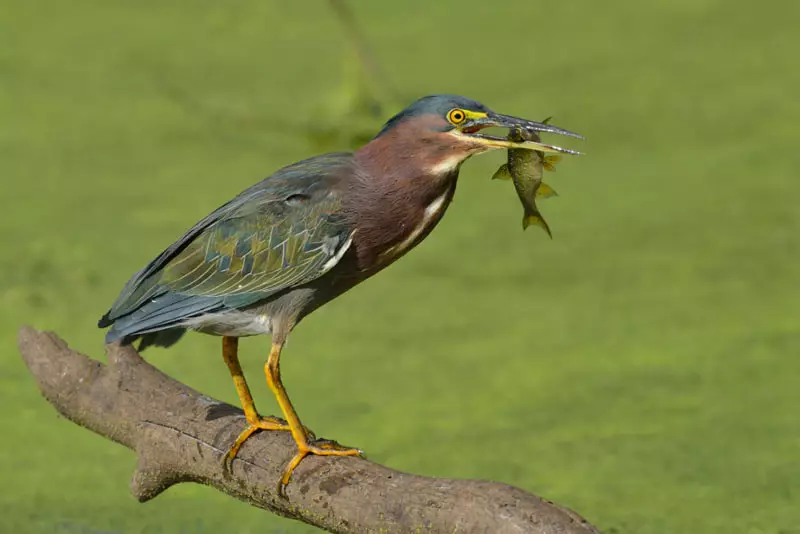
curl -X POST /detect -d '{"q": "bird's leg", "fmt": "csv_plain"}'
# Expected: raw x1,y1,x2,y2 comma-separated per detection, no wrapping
221,336,294,467
264,341,363,491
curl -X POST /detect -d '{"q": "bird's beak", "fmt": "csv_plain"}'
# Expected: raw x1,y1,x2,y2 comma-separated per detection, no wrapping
452,111,585,154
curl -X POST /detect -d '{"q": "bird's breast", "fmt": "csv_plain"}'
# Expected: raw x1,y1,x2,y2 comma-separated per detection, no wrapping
377,187,451,262
348,176,457,273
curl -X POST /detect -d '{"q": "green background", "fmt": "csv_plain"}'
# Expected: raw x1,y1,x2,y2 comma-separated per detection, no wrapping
2,1,798,532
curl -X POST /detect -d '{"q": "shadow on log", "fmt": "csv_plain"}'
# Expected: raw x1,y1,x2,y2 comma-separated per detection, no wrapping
17,326,602,534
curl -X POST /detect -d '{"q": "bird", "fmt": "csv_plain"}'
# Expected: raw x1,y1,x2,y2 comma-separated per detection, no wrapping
98,94,583,491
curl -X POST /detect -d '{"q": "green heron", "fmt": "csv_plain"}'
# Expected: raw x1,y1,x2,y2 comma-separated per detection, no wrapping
99,94,582,489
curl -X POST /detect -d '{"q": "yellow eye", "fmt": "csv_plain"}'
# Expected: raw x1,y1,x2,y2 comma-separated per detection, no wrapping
448,108,466,125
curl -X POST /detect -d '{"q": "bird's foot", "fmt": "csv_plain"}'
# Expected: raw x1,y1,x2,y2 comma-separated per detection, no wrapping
223,416,315,470
279,438,364,496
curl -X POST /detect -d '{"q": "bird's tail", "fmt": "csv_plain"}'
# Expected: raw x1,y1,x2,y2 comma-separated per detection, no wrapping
97,310,113,328
135,328,187,351
101,307,187,352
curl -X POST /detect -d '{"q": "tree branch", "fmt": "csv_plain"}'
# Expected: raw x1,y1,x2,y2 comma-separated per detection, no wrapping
18,326,602,534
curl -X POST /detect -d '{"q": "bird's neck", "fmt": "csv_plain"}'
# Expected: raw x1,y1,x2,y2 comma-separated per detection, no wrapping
355,125,467,189
347,137,461,272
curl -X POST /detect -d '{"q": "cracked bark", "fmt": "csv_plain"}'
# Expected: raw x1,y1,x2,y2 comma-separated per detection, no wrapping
17,326,602,534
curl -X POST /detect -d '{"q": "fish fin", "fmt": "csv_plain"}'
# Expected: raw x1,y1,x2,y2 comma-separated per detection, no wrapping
543,155,561,172
537,183,559,198
523,213,553,238
491,164,512,180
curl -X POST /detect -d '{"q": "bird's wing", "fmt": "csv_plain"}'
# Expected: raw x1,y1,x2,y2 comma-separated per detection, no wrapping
101,153,355,339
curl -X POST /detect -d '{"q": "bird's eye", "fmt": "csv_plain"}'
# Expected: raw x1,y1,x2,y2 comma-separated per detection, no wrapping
447,108,466,125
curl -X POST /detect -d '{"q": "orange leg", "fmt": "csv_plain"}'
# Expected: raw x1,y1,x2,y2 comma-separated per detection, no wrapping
264,341,363,491
221,336,293,468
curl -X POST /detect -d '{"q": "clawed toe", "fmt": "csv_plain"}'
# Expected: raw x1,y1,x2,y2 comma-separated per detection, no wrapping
309,438,364,457
223,415,296,469
279,437,363,494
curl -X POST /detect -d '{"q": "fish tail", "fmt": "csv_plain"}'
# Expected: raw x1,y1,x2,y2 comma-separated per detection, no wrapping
523,211,553,238
491,164,512,180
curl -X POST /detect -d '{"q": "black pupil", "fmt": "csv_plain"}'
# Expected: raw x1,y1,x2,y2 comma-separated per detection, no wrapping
454,112,462,120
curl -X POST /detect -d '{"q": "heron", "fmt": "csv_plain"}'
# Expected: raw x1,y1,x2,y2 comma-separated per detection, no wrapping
99,94,582,490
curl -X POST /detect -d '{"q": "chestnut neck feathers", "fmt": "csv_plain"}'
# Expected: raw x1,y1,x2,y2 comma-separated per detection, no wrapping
347,117,469,271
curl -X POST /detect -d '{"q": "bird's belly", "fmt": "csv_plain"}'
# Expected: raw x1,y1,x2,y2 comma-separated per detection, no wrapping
182,310,272,337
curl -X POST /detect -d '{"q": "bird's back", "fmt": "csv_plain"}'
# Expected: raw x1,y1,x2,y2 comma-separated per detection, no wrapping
99,153,358,346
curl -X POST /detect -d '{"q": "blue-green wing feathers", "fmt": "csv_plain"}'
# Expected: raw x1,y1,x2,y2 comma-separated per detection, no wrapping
100,153,355,343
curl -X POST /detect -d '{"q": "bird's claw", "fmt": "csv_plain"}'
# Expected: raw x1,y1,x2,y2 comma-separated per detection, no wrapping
311,437,365,456
223,415,314,471
278,438,364,497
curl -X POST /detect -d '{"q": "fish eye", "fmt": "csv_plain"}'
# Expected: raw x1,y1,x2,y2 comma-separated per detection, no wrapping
447,108,466,125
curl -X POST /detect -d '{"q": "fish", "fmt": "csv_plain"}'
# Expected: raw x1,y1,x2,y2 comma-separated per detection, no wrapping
491,125,560,237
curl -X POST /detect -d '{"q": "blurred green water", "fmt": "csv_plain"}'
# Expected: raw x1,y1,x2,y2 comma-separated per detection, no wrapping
1,1,798,532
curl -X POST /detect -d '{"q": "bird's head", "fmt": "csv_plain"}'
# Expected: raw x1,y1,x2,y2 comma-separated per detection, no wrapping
369,94,583,175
